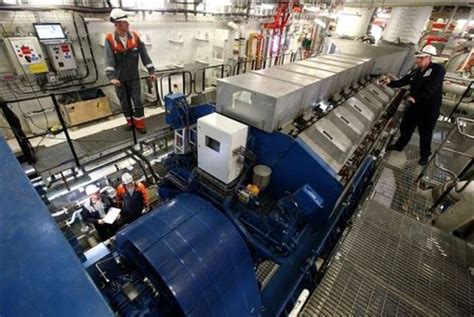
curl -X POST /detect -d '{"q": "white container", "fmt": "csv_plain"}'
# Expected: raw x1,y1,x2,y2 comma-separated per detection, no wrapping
197,113,248,184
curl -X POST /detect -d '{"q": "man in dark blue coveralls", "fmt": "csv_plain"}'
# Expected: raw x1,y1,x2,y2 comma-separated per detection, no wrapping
381,45,446,166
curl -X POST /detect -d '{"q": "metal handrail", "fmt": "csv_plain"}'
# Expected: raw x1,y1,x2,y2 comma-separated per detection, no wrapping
4,74,166,169
456,117,474,139
193,64,232,94
232,48,318,76
231,51,304,75
159,70,193,100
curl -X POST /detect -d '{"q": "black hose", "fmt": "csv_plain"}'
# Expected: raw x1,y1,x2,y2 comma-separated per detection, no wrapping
129,146,161,184
128,152,153,185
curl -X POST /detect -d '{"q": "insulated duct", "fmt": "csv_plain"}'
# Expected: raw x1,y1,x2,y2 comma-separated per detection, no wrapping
335,7,375,39
382,6,433,44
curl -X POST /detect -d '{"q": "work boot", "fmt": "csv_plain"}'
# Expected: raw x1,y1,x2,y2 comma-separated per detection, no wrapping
124,125,133,131
137,127,147,134
386,143,403,152
418,157,429,166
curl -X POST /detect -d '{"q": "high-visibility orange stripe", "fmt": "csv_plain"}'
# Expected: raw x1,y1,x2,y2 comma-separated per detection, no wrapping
106,31,139,53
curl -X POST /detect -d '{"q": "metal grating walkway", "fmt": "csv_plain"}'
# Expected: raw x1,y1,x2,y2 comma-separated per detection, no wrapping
369,120,472,222
256,261,279,289
33,113,170,175
300,200,474,316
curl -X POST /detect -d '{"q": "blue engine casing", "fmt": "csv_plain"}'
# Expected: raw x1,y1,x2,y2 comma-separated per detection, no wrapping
248,127,343,217
116,193,262,316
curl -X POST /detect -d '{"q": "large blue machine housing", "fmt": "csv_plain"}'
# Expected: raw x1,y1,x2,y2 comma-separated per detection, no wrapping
116,194,262,316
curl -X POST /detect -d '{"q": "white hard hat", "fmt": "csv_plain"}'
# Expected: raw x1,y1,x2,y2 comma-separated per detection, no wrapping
122,172,133,185
85,184,100,196
110,8,129,23
415,45,437,57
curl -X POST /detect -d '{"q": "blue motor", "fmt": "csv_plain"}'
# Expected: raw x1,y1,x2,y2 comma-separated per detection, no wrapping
116,194,262,316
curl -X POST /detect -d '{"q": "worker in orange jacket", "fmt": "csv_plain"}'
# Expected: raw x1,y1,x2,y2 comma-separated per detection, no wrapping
116,173,148,224
105,8,156,134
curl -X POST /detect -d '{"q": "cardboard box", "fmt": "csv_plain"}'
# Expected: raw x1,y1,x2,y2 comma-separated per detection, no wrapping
60,96,111,126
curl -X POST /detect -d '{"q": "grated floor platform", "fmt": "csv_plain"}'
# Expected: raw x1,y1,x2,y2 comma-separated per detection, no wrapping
33,113,170,175
370,120,472,223
300,120,474,316
300,200,474,317
256,261,279,289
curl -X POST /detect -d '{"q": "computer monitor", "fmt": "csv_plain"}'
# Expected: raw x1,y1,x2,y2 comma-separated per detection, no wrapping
33,23,66,41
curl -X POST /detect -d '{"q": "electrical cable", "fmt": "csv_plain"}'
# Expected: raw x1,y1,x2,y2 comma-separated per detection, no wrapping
6,83,50,134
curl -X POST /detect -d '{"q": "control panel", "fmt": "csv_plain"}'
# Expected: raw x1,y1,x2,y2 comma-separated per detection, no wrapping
4,37,49,74
45,43,77,71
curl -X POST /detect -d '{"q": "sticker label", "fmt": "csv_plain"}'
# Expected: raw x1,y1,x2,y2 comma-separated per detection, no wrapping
28,63,48,74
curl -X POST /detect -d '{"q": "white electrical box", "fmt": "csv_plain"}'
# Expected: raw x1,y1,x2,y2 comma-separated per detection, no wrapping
4,37,49,74
197,113,248,184
45,43,77,71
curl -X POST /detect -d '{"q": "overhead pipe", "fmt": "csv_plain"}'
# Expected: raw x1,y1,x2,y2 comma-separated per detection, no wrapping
433,192,474,234
0,3,272,18
443,81,471,96
442,97,474,114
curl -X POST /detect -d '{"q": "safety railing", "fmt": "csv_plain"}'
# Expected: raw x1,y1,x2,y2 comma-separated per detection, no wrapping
2,50,317,174
159,70,193,100
193,64,232,94
415,117,474,213
232,49,312,75
2,73,167,171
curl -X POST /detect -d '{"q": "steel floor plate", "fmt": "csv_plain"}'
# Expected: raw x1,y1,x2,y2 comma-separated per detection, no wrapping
371,161,435,222
256,261,279,289
371,119,471,222
33,113,169,174
34,140,87,173
300,200,474,316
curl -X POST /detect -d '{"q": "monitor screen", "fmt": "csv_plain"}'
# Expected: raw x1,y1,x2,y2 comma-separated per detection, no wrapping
34,23,66,40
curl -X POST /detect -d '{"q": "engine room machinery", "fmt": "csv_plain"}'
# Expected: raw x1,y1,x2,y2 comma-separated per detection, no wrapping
72,49,407,316
0,38,414,315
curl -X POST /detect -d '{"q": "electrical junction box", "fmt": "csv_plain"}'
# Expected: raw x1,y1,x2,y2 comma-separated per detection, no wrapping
45,43,77,71
197,113,248,184
4,37,49,74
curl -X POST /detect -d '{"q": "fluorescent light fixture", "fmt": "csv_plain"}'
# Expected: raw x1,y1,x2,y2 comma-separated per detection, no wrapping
272,35,280,53
259,3,275,10
337,11,362,17
314,18,327,28
29,0,65,4
305,6,320,13
122,0,165,9
370,24,383,42
376,12,390,19
206,0,231,6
